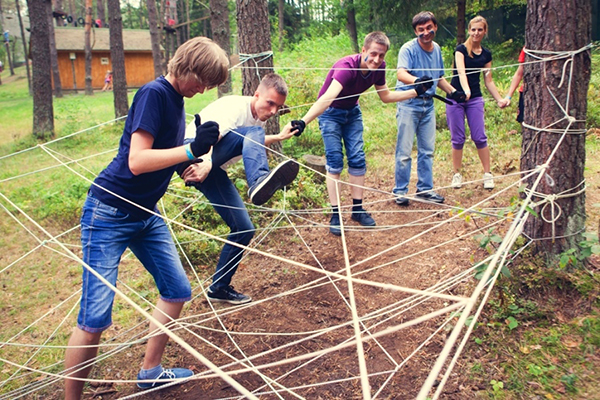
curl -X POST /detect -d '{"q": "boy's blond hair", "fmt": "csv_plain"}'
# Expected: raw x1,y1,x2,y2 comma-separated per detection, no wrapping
168,37,229,87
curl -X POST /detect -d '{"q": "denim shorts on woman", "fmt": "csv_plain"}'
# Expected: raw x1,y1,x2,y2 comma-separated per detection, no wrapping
77,193,191,333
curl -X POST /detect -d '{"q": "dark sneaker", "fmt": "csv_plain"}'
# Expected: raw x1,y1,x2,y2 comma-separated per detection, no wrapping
416,191,445,204
329,213,342,236
351,209,376,226
207,286,252,305
248,159,299,205
395,194,410,206
137,367,193,389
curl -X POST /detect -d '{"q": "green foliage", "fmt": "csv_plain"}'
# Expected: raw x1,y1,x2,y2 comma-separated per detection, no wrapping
586,48,600,129
474,228,503,253
558,232,600,269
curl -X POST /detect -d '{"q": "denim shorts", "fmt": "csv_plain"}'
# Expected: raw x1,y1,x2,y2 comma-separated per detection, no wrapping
77,193,191,333
318,105,366,176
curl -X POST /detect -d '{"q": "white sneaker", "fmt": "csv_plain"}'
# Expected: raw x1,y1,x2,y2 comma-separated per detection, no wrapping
483,172,495,190
451,173,462,189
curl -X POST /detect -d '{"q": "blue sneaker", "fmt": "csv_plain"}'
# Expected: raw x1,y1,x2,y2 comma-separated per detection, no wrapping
329,213,342,236
137,367,193,389
395,194,409,206
415,190,445,204
351,209,376,226
207,285,252,305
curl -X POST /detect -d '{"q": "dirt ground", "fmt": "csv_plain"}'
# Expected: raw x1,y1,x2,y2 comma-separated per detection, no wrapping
58,176,526,400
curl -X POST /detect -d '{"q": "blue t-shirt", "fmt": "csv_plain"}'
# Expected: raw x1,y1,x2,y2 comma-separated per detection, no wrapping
91,76,185,220
449,43,492,99
318,54,387,110
395,38,445,97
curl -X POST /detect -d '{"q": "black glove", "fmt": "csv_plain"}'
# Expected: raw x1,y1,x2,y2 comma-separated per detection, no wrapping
414,75,434,90
190,114,219,157
291,120,306,137
414,83,428,96
449,90,467,103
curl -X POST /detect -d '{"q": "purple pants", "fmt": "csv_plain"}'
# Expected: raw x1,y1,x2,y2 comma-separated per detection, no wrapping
445,96,488,150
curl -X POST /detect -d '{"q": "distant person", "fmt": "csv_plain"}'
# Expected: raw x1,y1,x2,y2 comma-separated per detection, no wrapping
284,31,423,236
393,11,462,206
446,15,509,190
102,70,113,91
178,73,299,304
505,47,525,123
64,37,228,399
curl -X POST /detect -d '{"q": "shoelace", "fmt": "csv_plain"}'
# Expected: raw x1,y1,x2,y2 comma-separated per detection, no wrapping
150,369,177,386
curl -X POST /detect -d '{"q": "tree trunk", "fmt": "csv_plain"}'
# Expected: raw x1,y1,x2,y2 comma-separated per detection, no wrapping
521,0,591,260
15,0,32,94
96,0,106,27
4,36,15,75
345,0,358,53
278,0,283,52
67,0,75,26
147,0,164,77
236,0,279,143
107,0,129,118
209,0,232,97
48,5,63,97
84,0,93,95
26,0,55,138
53,0,63,26
456,0,466,45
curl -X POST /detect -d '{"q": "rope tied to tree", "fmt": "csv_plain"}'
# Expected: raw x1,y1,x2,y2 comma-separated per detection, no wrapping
238,51,274,80
524,180,586,242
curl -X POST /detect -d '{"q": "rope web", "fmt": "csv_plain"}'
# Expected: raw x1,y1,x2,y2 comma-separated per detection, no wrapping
0,44,592,399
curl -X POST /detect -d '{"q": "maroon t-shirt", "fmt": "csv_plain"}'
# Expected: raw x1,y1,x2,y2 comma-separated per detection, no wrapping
318,54,387,110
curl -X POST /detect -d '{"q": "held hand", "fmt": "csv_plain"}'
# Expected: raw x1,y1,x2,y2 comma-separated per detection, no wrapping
414,75,434,90
182,160,212,185
497,98,510,109
190,114,219,157
278,123,297,141
291,120,306,137
449,90,467,103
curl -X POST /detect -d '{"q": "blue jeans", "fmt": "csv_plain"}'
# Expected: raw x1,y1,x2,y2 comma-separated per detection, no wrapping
186,127,260,290
78,193,192,333
318,105,366,176
393,98,436,194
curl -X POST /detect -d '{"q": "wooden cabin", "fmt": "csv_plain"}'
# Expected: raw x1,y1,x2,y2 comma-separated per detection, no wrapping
54,27,161,90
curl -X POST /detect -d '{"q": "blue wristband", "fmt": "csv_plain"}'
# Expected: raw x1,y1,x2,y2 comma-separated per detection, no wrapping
184,143,195,160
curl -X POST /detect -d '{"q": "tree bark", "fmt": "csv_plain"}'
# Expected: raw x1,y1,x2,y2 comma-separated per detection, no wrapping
96,0,106,27
456,0,466,45
15,0,32,94
521,0,591,260
209,0,232,97
26,0,55,138
345,0,358,53
48,4,63,97
236,0,279,142
107,0,129,118
147,0,164,77
278,0,283,52
84,0,93,95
